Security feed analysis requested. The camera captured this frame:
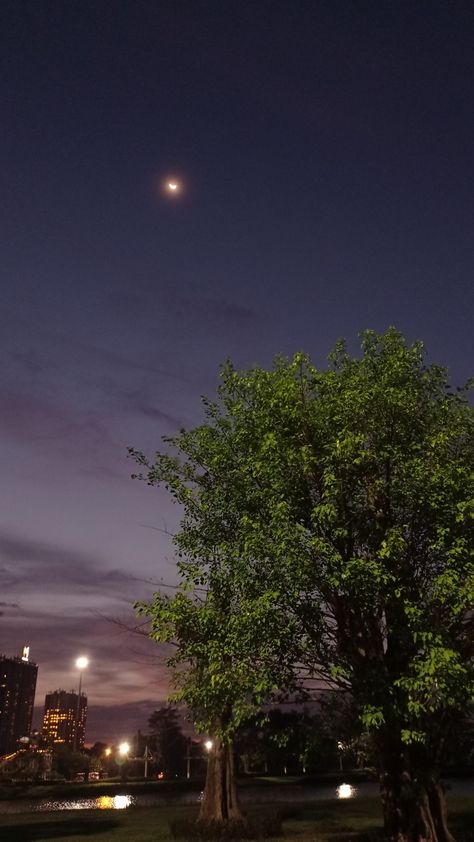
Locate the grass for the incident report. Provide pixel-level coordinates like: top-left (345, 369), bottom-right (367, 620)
top-left (0, 796), bottom-right (472, 842)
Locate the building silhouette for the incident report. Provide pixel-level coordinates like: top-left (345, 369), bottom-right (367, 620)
top-left (43, 690), bottom-right (87, 750)
top-left (0, 647), bottom-right (38, 756)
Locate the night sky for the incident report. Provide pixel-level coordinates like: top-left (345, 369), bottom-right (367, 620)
top-left (2, 1), bottom-right (473, 743)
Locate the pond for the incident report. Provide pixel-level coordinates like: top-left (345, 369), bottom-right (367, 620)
top-left (0, 778), bottom-right (471, 814)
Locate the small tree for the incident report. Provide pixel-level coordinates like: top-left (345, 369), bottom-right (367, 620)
top-left (134, 557), bottom-right (296, 832)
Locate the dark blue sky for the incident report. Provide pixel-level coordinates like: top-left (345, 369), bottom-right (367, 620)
top-left (1, 1), bottom-right (473, 741)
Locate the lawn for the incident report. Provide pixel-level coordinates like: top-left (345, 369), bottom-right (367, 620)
top-left (0, 797), bottom-right (472, 842)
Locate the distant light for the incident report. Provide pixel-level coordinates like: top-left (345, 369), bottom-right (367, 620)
top-left (337, 783), bottom-right (355, 799)
top-left (21, 646), bottom-right (30, 662)
top-left (76, 656), bottom-right (89, 670)
top-left (205, 740), bottom-right (213, 751)
top-left (118, 742), bottom-right (130, 756)
top-left (104, 748), bottom-right (112, 757)
top-left (168, 182), bottom-right (178, 191)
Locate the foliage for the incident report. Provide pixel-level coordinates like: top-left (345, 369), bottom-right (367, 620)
top-left (133, 329), bottom-right (474, 754)
top-left (88, 741), bottom-right (109, 758)
top-left (235, 708), bottom-right (330, 774)
top-left (133, 501), bottom-right (298, 743)
top-left (131, 328), bottom-right (474, 836)
top-left (52, 748), bottom-right (89, 780)
top-left (147, 706), bottom-right (188, 777)
top-left (235, 700), bottom-right (376, 774)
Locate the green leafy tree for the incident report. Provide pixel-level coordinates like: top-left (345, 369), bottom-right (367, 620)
top-left (132, 329), bottom-right (474, 842)
top-left (134, 558), bottom-right (296, 831)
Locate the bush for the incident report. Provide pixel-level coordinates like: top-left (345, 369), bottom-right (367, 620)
top-left (170, 811), bottom-right (282, 840)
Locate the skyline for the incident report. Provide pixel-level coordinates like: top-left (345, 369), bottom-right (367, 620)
top-left (2, 1), bottom-right (474, 740)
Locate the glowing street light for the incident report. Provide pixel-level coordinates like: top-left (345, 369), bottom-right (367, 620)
top-left (118, 742), bottom-right (130, 757)
top-left (74, 656), bottom-right (89, 752)
top-left (104, 748), bottom-right (112, 757)
top-left (205, 740), bottom-right (213, 751)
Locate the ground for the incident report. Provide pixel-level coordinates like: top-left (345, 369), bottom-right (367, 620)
top-left (0, 797), bottom-right (473, 842)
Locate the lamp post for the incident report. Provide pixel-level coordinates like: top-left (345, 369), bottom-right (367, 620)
top-left (337, 741), bottom-right (344, 772)
top-left (74, 656), bottom-right (89, 752)
top-left (118, 741), bottom-right (130, 782)
top-left (143, 745), bottom-right (152, 779)
top-left (204, 739), bottom-right (213, 776)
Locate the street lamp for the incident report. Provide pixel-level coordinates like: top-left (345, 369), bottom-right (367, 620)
top-left (74, 656), bottom-right (89, 752)
top-left (205, 740), bottom-right (213, 751)
top-left (118, 742), bottom-right (130, 782)
top-left (337, 741), bottom-right (344, 772)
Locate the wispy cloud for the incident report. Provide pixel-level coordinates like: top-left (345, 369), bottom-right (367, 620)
top-left (48, 331), bottom-right (191, 385)
top-left (169, 294), bottom-right (255, 323)
top-left (0, 387), bottom-right (112, 448)
top-left (0, 530), bottom-right (105, 569)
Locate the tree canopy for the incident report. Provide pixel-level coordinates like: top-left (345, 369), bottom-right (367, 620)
top-left (131, 328), bottom-right (474, 841)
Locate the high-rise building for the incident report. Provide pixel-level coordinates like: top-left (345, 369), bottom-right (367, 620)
top-left (43, 690), bottom-right (87, 750)
top-left (0, 647), bottom-right (38, 756)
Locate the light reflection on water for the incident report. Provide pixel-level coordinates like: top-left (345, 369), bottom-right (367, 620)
top-left (0, 786), bottom-right (375, 814)
top-left (0, 778), bottom-right (471, 815)
top-left (32, 795), bottom-right (136, 812)
top-left (97, 795), bottom-right (133, 810)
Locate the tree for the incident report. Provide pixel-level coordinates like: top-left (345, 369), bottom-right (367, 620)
top-left (148, 706), bottom-right (187, 777)
top-left (52, 747), bottom-right (88, 781)
top-left (236, 708), bottom-right (329, 775)
top-left (131, 329), bottom-right (474, 842)
top-left (134, 554), bottom-right (296, 833)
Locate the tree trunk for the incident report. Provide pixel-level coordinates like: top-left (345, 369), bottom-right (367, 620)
top-left (381, 772), bottom-right (456, 842)
top-left (198, 736), bottom-right (246, 832)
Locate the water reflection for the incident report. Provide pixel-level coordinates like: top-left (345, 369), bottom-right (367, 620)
top-left (112, 795), bottom-right (133, 809)
top-left (38, 800), bottom-right (98, 811)
top-left (1, 778), bottom-right (471, 816)
top-left (34, 794), bottom-right (136, 812)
